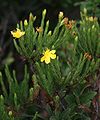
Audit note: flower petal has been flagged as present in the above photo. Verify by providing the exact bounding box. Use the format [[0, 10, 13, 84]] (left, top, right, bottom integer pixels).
[[41, 56, 45, 62], [50, 50, 56, 54], [11, 28, 25, 38], [41, 49, 56, 64], [45, 57, 50, 64], [45, 49, 50, 55], [50, 54, 56, 59], [21, 32, 25, 36]]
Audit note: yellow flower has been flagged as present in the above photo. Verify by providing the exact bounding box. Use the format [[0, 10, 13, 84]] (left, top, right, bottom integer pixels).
[[11, 28, 25, 38], [41, 49, 56, 64]]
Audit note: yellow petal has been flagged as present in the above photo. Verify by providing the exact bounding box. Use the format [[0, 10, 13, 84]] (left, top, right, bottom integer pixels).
[[45, 57, 50, 64], [50, 50, 56, 54], [41, 56, 45, 62], [11, 31, 14, 35], [50, 54, 56, 59], [45, 49, 50, 54], [21, 32, 25, 36], [16, 28, 20, 31], [11, 28, 25, 38]]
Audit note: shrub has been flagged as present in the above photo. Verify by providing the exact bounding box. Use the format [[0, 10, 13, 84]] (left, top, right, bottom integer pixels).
[[0, 9, 100, 120]]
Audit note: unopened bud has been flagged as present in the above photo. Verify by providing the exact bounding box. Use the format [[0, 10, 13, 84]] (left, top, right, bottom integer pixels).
[[30, 87, 34, 93], [33, 16, 36, 21], [0, 95, 4, 100], [75, 36, 78, 42], [55, 95, 60, 102], [48, 31, 52, 36], [8, 111, 13, 116], [29, 13, 34, 21], [29, 87, 34, 100], [59, 12, 64, 19], [89, 17, 93, 22], [24, 19, 28, 26], [46, 20, 49, 26], [43, 9, 46, 16], [57, 56, 59, 60], [92, 25, 95, 29], [83, 8, 87, 14]]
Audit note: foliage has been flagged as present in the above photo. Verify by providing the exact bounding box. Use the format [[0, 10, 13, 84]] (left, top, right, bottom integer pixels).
[[76, 0, 100, 17], [0, 8, 100, 120]]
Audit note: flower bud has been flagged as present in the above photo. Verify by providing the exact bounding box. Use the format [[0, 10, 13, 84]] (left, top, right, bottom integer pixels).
[[75, 36, 78, 42], [29, 13, 34, 21], [48, 31, 52, 36], [83, 8, 87, 14], [8, 111, 13, 116], [43, 9, 46, 16], [59, 12, 64, 19], [89, 17, 93, 22], [0, 95, 4, 100], [92, 25, 95, 29], [30, 88, 34, 94], [24, 19, 28, 26], [46, 20, 49, 26]]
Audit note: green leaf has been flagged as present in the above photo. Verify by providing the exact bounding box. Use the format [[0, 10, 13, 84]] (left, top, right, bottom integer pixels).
[[80, 91, 97, 106]]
